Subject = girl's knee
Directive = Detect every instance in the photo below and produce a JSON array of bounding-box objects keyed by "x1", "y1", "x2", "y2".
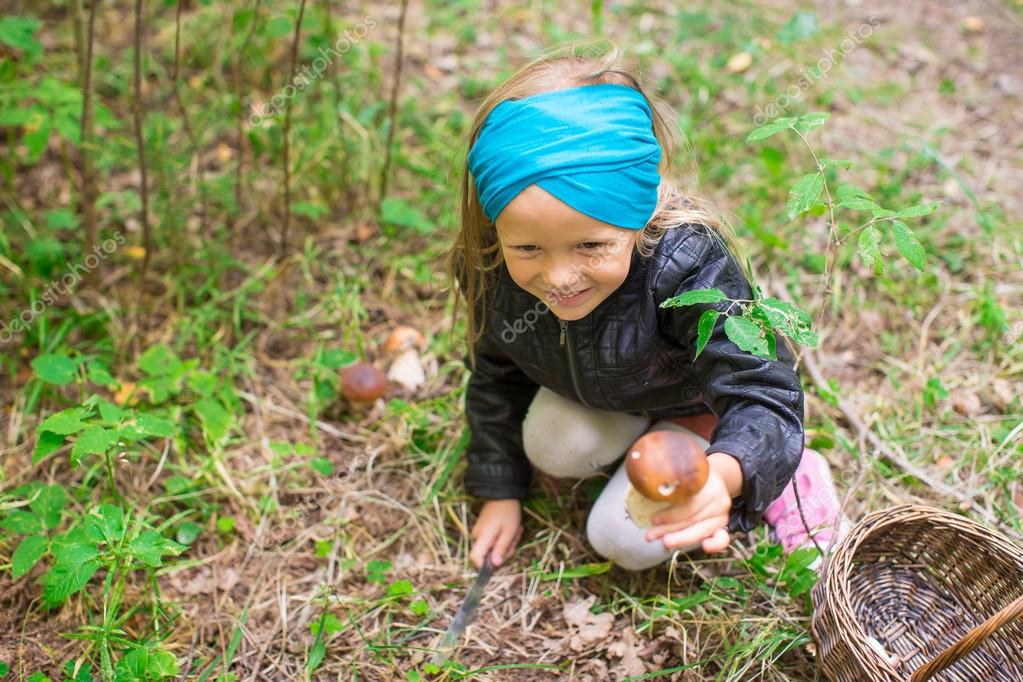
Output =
[
  {"x1": 522, "y1": 388, "x2": 648, "y2": 479},
  {"x1": 585, "y1": 513, "x2": 651, "y2": 571}
]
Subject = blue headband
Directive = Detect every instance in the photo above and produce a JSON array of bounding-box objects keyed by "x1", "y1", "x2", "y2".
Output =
[{"x1": 467, "y1": 83, "x2": 661, "y2": 230}]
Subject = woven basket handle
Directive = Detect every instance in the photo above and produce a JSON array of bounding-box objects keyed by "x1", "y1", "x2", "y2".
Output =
[{"x1": 909, "y1": 594, "x2": 1023, "y2": 682}]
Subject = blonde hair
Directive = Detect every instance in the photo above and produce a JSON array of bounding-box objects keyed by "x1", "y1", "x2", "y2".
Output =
[{"x1": 445, "y1": 39, "x2": 749, "y2": 368}]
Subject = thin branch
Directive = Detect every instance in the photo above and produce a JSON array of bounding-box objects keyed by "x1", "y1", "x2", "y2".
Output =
[
  {"x1": 171, "y1": 0, "x2": 209, "y2": 238},
  {"x1": 281, "y1": 0, "x2": 308, "y2": 257},
  {"x1": 133, "y1": 0, "x2": 151, "y2": 293},
  {"x1": 78, "y1": 0, "x2": 99, "y2": 289},
  {"x1": 232, "y1": 0, "x2": 263, "y2": 232},
  {"x1": 377, "y1": 0, "x2": 409, "y2": 212}
]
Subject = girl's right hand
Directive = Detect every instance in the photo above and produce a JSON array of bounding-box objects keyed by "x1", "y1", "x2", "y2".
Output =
[{"x1": 470, "y1": 499, "x2": 522, "y2": 569}]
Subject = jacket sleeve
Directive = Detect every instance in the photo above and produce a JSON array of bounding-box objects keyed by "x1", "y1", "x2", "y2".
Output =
[
  {"x1": 655, "y1": 227, "x2": 805, "y2": 534},
  {"x1": 461, "y1": 322, "x2": 541, "y2": 500}
]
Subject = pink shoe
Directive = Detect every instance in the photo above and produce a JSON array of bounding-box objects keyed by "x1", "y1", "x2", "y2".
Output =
[{"x1": 763, "y1": 449, "x2": 850, "y2": 568}]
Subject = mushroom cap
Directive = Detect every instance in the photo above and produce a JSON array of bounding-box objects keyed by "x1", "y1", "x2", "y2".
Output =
[
  {"x1": 340, "y1": 362, "x2": 387, "y2": 403},
  {"x1": 625, "y1": 430, "x2": 709, "y2": 503},
  {"x1": 382, "y1": 326, "x2": 427, "y2": 353}
]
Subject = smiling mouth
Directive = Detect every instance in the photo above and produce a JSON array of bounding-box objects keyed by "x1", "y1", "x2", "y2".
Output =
[{"x1": 546, "y1": 287, "x2": 592, "y2": 302}]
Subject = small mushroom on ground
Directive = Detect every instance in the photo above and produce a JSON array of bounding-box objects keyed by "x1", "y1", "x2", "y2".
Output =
[
  {"x1": 383, "y1": 325, "x2": 428, "y2": 391},
  {"x1": 624, "y1": 430, "x2": 709, "y2": 528},
  {"x1": 340, "y1": 362, "x2": 387, "y2": 406}
]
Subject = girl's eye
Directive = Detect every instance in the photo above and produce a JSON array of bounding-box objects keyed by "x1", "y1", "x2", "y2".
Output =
[
  {"x1": 580, "y1": 242, "x2": 605, "y2": 249},
  {"x1": 513, "y1": 245, "x2": 538, "y2": 253}
]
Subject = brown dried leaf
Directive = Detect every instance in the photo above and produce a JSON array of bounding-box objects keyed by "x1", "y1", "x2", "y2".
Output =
[
  {"x1": 563, "y1": 595, "x2": 615, "y2": 652},
  {"x1": 607, "y1": 626, "x2": 649, "y2": 678},
  {"x1": 951, "y1": 389, "x2": 983, "y2": 417}
]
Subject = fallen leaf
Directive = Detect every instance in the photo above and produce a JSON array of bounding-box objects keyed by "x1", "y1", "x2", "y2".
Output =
[
  {"x1": 935, "y1": 455, "x2": 955, "y2": 473},
  {"x1": 607, "y1": 626, "x2": 649, "y2": 678},
  {"x1": 726, "y1": 52, "x2": 753, "y2": 73},
  {"x1": 563, "y1": 595, "x2": 615, "y2": 652},
  {"x1": 986, "y1": 378, "x2": 1016, "y2": 413},
  {"x1": 113, "y1": 381, "x2": 139, "y2": 406},
  {"x1": 961, "y1": 16, "x2": 984, "y2": 32},
  {"x1": 123, "y1": 246, "x2": 146, "y2": 261},
  {"x1": 951, "y1": 389, "x2": 983, "y2": 417}
]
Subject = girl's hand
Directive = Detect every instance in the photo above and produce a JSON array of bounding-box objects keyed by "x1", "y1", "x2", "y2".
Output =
[
  {"x1": 643, "y1": 457, "x2": 736, "y2": 554},
  {"x1": 470, "y1": 499, "x2": 522, "y2": 569}
]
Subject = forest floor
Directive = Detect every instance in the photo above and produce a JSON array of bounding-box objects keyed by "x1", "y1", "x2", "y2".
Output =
[{"x1": 2, "y1": 0, "x2": 1022, "y2": 680}]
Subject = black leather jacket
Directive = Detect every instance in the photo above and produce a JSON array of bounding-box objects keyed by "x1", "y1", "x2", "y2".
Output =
[{"x1": 460, "y1": 223, "x2": 805, "y2": 534}]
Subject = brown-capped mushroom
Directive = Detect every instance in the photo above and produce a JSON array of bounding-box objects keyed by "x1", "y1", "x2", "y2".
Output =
[
  {"x1": 623, "y1": 430, "x2": 709, "y2": 528},
  {"x1": 340, "y1": 362, "x2": 387, "y2": 405},
  {"x1": 383, "y1": 326, "x2": 428, "y2": 391},
  {"x1": 382, "y1": 326, "x2": 427, "y2": 354}
]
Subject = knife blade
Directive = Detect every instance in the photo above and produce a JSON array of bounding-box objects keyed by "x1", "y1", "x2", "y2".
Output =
[{"x1": 429, "y1": 553, "x2": 496, "y2": 667}]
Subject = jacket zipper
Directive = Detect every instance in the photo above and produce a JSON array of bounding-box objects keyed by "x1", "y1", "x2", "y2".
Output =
[{"x1": 559, "y1": 318, "x2": 590, "y2": 408}]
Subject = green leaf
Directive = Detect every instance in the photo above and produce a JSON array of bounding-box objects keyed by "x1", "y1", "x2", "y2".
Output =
[
  {"x1": 0, "y1": 17, "x2": 43, "y2": 60},
  {"x1": 723, "y1": 316, "x2": 771, "y2": 357},
  {"x1": 263, "y1": 16, "x2": 294, "y2": 38},
  {"x1": 660, "y1": 288, "x2": 727, "y2": 308},
  {"x1": 26, "y1": 673, "x2": 50, "y2": 682},
  {"x1": 857, "y1": 226, "x2": 883, "y2": 273},
  {"x1": 39, "y1": 408, "x2": 90, "y2": 435},
  {"x1": 195, "y1": 399, "x2": 231, "y2": 443},
  {"x1": 85, "y1": 504, "x2": 125, "y2": 545},
  {"x1": 31, "y1": 354, "x2": 78, "y2": 385},
  {"x1": 366, "y1": 559, "x2": 391, "y2": 584},
  {"x1": 379, "y1": 198, "x2": 433, "y2": 234},
  {"x1": 787, "y1": 173, "x2": 824, "y2": 220},
  {"x1": 50, "y1": 529, "x2": 98, "y2": 565},
  {"x1": 129, "y1": 531, "x2": 184, "y2": 568},
  {"x1": 745, "y1": 117, "x2": 796, "y2": 142},
  {"x1": 794, "y1": 112, "x2": 829, "y2": 133},
  {"x1": 12, "y1": 534, "x2": 48, "y2": 578},
  {"x1": 894, "y1": 202, "x2": 939, "y2": 218},
  {"x1": 410, "y1": 599, "x2": 429, "y2": 617},
  {"x1": 309, "y1": 457, "x2": 334, "y2": 476},
  {"x1": 834, "y1": 184, "x2": 871, "y2": 202},
  {"x1": 43, "y1": 559, "x2": 99, "y2": 606},
  {"x1": 777, "y1": 11, "x2": 818, "y2": 43},
  {"x1": 837, "y1": 197, "x2": 881, "y2": 212},
  {"x1": 71, "y1": 426, "x2": 117, "y2": 467},
  {"x1": 386, "y1": 579, "x2": 414, "y2": 597},
  {"x1": 892, "y1": 220, "x2": 926, "y2": 271},
  {"x1": 1, "y1": 510, "x2": 43, "y2": 535},
  {"x1": 755, "y1": 298, "x2": 818, "y2": 348},
  {"x1": 309, "y1": 613, "x2": 343, "y2": 637},
  {"x1": 0, "y1": 660, "x2": 8, "y2": 675},
  {"x1": 175, "y1": 521, "x2": 202, "y2": 546},
  {"x1": 33, "y1": 431, "x2": 66, "y2": 463},
  {"x1": 135, "y1": 413, "x2": 175, "y2": 438},
  {"x1": 694, "y1": 309, "x2": 720, "y2": 361},
  {"x1": 306, "y1": 639, "x2": 326, "y2": 674},
  {"x1": 97, "y1": 400, "x2": 127, "y2": 424},
  {"x1": 138, "y1": 344, "x2": 181, "y2": 377},
  {"x1": 86, "y1": 361, "x2": 117, "y2": 387},
  {"x1": 114, "y1": 646, "x2": 179, "y2": 681},
  {"x1": 30, "y1": 484, "x2": 66, "y2": 529}
]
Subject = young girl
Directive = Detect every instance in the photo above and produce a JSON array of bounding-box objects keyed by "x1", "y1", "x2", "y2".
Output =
[{"x1": 445, "y1": 44, "x2": 848, "y2": 573}]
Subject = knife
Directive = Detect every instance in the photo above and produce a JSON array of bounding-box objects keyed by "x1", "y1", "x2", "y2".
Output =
[{"x1": 429, "y1": 553, "x2": 496, "y2": 667}]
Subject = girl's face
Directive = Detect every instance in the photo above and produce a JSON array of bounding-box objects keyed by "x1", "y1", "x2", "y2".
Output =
[{"x1": 495, "y1": 184, "x2": 638, "y2": 321}]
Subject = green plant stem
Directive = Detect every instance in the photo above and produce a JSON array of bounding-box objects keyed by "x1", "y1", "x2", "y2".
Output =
[{"x1": 792, "y1": 128, "x2": 839, "y2": 305}]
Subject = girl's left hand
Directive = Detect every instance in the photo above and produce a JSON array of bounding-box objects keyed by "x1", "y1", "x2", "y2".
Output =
[{"x1": 643, "y1": 468, "x2": 732, "y2": 553}]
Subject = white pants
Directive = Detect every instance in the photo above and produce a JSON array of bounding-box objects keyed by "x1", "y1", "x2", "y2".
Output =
[{"x1": 522, "y1": 387, "x2": 711, "y2": 571}]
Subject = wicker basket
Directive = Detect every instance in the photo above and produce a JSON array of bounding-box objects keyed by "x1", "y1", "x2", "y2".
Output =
[{"x1": 811, "y1": 504, "x2": 1023, "y2": 681}]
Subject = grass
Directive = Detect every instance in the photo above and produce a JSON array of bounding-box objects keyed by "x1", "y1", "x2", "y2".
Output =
[{"x1": 1, "y1": 0, "x2": 1022, "y2": 680}]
